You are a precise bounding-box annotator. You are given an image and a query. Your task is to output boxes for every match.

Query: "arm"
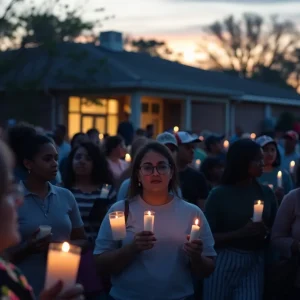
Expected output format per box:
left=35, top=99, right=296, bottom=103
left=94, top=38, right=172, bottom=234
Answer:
left=271, top=190, right=298, bottom=258
left=190, top=255, right=215, bottom=278
left=196, top=173, right=209, bottom=211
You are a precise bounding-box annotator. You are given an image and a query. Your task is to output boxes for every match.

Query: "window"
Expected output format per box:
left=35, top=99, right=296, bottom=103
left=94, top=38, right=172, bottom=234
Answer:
left=81, top=98, right=107, bottom=114
left=142, top=103, right=149, bottom=113
left=152, top=103, right=160, bottom=114
left=68, top=113, right=80, bottom=139
left=69, top=97, right=80, bottom=112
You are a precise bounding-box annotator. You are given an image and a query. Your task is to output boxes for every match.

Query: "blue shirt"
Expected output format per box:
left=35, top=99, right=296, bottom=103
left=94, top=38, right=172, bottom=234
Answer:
left=17, top=182, right=84, bottom=296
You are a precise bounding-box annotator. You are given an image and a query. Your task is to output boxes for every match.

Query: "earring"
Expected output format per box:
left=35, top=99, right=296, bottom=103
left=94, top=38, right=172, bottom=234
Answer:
left=138, top=182, right=141, bottom=187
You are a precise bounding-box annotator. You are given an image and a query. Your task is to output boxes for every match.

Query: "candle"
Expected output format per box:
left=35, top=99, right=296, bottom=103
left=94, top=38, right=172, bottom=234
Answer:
left=125, top=153, right=131, bottom=163
left=253, top=200, right=264, bottom=222
left=45, top=242, right=81, bottom=292
left=277, top=171, right=282, bottom=188
left=100, top=184, right=110, bottom=198
left=144, top=211, right=155, bottom=232
left=194, top=159, right=201, bottom=168
left=250, top=133, right=256, bottom=140
left=199, top=136, right=204, bottom=141
left=173, top=126, right=179, bottom=133
left=189, top=219, right=200, bottom=242
left=109, top=211, right=126, bottom=240
left=223, top=140, right=229, bottom=150
left=268, top=184, right=274, bottom=190
left=37, top=225, right=52, bottom=239
left=290, top=160, right=295, bottom=174
left=99, top=133, right=104, bottom=140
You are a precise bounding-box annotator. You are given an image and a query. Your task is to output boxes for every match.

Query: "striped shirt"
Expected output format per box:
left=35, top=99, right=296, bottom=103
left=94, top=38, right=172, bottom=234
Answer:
left=70, top=185, right=116, bottom=241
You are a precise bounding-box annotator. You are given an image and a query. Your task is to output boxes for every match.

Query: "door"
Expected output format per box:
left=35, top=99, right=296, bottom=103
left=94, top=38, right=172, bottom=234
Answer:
left=81, top=115, right=107, bottom=133
left=141, top=98, right=163, bottom=136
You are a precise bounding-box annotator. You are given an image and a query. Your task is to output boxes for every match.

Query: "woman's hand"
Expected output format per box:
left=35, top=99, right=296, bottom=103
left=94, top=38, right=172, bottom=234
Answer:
left=130, top=231, right=156, bottom=252
left=40, top=281, right=84, bottom=300
left=26, top=229, right=51, bottom=255
left=183, top=236, right=203, bottom=260
left=239, top=220, right=267, bottom=238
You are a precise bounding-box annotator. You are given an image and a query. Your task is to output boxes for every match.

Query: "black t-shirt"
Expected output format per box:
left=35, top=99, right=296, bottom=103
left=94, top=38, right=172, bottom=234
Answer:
left=179, top=167, right=209, bottom=205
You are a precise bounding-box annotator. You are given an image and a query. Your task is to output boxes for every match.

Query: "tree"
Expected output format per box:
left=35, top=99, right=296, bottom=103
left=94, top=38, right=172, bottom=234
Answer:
left=199, top=13, right=299, bottom=87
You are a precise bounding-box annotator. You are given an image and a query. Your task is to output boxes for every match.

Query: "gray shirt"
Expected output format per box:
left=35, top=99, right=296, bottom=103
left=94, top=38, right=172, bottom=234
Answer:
left=94, top=196, right=216, bottom=300
left=17, top=182, right=84, bottom=296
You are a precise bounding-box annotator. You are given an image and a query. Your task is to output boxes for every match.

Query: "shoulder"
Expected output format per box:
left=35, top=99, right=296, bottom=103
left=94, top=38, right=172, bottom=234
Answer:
left=184, top=167, right=206, bottom=180
left=177, top=197, right=202, bottom=213
left=282, top=188, right=300, bottom=204
left=120, top=178, right=130, bottom=188
left=108, top=200, right=127, bottom=212
left=50, top=184, right=76, bottom=204
left=208, top=185, right=227, bottom=197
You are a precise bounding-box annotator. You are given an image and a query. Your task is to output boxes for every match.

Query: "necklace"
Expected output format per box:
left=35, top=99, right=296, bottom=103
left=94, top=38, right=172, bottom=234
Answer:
left=32, top=196, right=50, bottom=218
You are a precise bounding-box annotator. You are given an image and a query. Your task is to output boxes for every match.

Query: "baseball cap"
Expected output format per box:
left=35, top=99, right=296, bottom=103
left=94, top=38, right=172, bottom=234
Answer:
left=255, top=135, right=276, bottom=147
left=156, top=132, right=178, bottom=148
left=205, top=134, right=225, bottom=148
left=284, top=130, right=299, bottom=141
left=175, top=131, right=202, bottom=144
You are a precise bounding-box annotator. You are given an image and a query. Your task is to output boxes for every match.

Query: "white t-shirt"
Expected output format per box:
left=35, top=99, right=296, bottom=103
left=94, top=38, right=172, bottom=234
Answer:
left=94, top=196, right=216, bottom=300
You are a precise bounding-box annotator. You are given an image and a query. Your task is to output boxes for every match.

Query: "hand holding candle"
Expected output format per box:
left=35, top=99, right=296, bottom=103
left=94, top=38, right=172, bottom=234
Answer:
left=189, top=219, right=200, bottom=242
left=253, top=200, right=264, bottom=222
left=277, top=171, right=283, bottom=188
left=109, top=211, right=126, bottom=240
left=45, top=242, right=81, bottom=292
left=144, top=211, right=155, bottom=232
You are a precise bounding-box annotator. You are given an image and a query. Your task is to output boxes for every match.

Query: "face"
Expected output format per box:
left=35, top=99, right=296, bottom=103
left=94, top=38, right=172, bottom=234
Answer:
left=24, top=143, right=58, bottom=181
left=248, top=149, right=264, bottom=178
left=72, top=134, right=88, bottom=149
left=285, top=138, right=297, bottom=152
left=72, top=146, right=93, bottom=177
left=165, top=143, right=178, bottom=161
left=0, top=162, right=23, bottom=252
left=115, top=142, right=127, bottom=158
left=211, top=141, right=223, bottom=154
left=138, top=151, right=173, bottom=193
left=89, top=133, right=100, bottom=145
left=209, top=165, right=224, bottom=182
left=263, top=143, right=277, bottom=166
left=178, top=143, right=194, bottom=164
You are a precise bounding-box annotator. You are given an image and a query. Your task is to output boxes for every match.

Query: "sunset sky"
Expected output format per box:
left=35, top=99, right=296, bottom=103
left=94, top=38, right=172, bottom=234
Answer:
left=82, top=0, right=300, bottom=64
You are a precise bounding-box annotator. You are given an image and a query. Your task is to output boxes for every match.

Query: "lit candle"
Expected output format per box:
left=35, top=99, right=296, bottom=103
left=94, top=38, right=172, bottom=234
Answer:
left=199, top=136, right=204, bottom=141
left=223, top=140, right=229, bottom=150
left=268, top=184, right=274, bottom=190
left=109, top=211, right=126, bottom=240
left=173, top=126, right=179, bottom=133
left=144, top=211, right=155, bottom=232
left=45, top=242, right=81, bottom=292
left=99, top=133, right=104, bottom=140
left=250, top=133, right=256, bottom=140
left=189, top=219, right=200, bottom=242
left=253, top=200, right=264, bottom=222
left=100, top=184, right=110, bottom=198
left=277, top=171, right=282, bottom=188
left=194, top=159, right=201, bottom=168
left=125, top=153, right=131, bottom=163
left=290, top=161, right=295, bottom=174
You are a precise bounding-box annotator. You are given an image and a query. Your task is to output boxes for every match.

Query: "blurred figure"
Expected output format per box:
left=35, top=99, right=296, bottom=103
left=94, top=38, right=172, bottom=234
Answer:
left=105, top=136, right=128, bottom=180
left=205, top=134, right=226, bottom=163
left=281, top=130, right=300, bottom=171
left=200, top=157, right=224, bottom=191
left=145, top=124, right=154, bottom=139
left=53, top=124, right=71, bottom=164
left=176, top=131, right=208, bottom=209
left=117, top=112, right=134, bottom=146
left=87, top=128, right=100, bottom=146
left=230, top=125, right=244, bottom=144
left=134, top=128, right=146, bottom=141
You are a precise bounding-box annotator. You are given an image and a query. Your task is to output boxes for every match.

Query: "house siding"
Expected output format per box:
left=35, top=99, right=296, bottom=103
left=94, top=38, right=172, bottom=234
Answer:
left=163, top=99, right=182, bottom=131
left=235, top=102, right=264, bottom=133
left=191, top=102, right=225, bottom=134
left=271, top=105, right=300, bottom=120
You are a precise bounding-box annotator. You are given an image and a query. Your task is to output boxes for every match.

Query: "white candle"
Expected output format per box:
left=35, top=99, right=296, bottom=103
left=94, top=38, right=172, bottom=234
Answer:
left=100, top=184, right=110, bottom=198
left=268, top=184, right=274, bottom=190
left=125, top=153, right=131, bottom=163
left=277, top=171, right=283, bottom=188
left=109, top=211, right=126, bottom=240
left=190, top=219, right=200, bottom=242
left=37, top=225, right=52, bottom=239
left=250, top=133, right=256, bottom=140
left=144, top=211, right=155, bottom=232
left=45, top=242, right=81, bottom=292
left=223, top=140, right=229, bottom=150
left=194, top=159, right=201, bottom=168
left=253, top=200, right=264, bottom=222
left=173, top=126, right=179, bottom=133
left=290, top=161, right=295, bottom=174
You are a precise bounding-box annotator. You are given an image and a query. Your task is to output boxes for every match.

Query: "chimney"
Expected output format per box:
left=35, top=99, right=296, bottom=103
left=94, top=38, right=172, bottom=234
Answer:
left=100, top=31, right=123, bottom=52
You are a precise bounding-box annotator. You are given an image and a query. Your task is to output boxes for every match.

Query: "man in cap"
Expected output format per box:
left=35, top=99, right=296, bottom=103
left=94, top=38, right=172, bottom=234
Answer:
left=175, top=131, right=209, bottom=210
left=205, top=134, right=226, bottom=163
left=282, top=130, right=300, bottom=171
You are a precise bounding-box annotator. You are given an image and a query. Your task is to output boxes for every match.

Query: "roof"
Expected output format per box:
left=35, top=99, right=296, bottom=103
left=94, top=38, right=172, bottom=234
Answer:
left=1, top=42, right=300, bottom=102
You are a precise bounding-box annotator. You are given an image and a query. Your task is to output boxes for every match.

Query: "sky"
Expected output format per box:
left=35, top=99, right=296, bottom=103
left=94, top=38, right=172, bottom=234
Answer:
left=75, top=0, right=300, bottom=64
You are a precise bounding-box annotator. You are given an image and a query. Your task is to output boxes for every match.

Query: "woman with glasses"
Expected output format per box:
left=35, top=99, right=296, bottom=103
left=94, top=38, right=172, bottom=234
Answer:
left=204, top=139, right=278, bottom=300
left=94, top=142, right=216, bottom=300
left=0, top=140, right=84, bottom=299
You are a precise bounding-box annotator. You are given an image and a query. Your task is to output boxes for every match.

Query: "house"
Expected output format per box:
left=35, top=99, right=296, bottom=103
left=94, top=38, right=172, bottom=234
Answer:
left=1, top=31, right=300, bottom=139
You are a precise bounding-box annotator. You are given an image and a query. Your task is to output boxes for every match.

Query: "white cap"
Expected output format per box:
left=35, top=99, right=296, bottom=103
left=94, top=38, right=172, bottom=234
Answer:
left=256, top=135, right=275, bottom=147
left=176, top=131, right=202, bottom=144
left=156, top=132, right=178, bottom=148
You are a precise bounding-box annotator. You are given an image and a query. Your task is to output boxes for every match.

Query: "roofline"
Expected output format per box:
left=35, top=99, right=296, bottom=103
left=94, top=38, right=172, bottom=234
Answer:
left=232, top=94, right=300, bottom=106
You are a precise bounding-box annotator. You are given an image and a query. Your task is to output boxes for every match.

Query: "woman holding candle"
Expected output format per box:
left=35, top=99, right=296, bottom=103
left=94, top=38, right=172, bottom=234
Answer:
left=256, top=135, right=293, bottom=204
left=8, top=133, right=86, bottom=297
left=94, top=142, right=216, bottom=300
left=0, top=140, right=84, bottom=300
left=204, top=139, right=278, bottom=300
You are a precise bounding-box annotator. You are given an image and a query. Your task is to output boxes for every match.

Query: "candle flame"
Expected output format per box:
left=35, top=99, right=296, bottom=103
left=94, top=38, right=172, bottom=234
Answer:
left=116, top=215, right=119, bottom=219
left=125, top=153, right=131, bottom=162
left=99, top=133, right=104, bottom=140
left=223, top=140, right=229, bottom=148
left=291, top=161, right=295, bottom=167
left=147, top=211, right=151, bottom=216
left=195, top=219, right=199, bottom=226
left=62, top=242, right=70, bottom=253
left=250, top=133, right=256, bottom=140
left=278, top=171, right=282, bottom=178
left=199, top=136, right=204, bottom=141
left=196, top=159, right=201, bottom=165
left=173, top=126, right=179, bottom=133
left=258, top=200, right=261, bottom=205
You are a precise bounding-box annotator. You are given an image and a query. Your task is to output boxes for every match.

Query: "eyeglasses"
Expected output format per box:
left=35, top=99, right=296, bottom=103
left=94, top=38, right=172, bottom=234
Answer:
left=139, top=164, right=171, bottom=176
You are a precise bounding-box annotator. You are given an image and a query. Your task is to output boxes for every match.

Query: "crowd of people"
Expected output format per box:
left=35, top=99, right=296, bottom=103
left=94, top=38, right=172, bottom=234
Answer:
left=0, top=121, right=300, bottom=300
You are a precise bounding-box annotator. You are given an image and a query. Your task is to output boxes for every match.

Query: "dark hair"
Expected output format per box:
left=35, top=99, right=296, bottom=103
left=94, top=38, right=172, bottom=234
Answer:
left=104, top=135, right=124, bottom=156
left=86, top=128, right=99, bottom=137
left=56, top=124, right=67, bottom=136
left=262, top=142, right=281, bottom=167
left=70, top=133, right=87, bottom=148
left=200, top=157, right=224, bottom=181
left=128, top=142, right=179, bottom=199
left=135, top=128, right=145, bottom=136
left=0, top=140, right=13, bottom=199
left=131, top=137, right=149, bottom=159
left=221, top=139, right=262, bottom=185
left=64, top=142, right=114, bottom=188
